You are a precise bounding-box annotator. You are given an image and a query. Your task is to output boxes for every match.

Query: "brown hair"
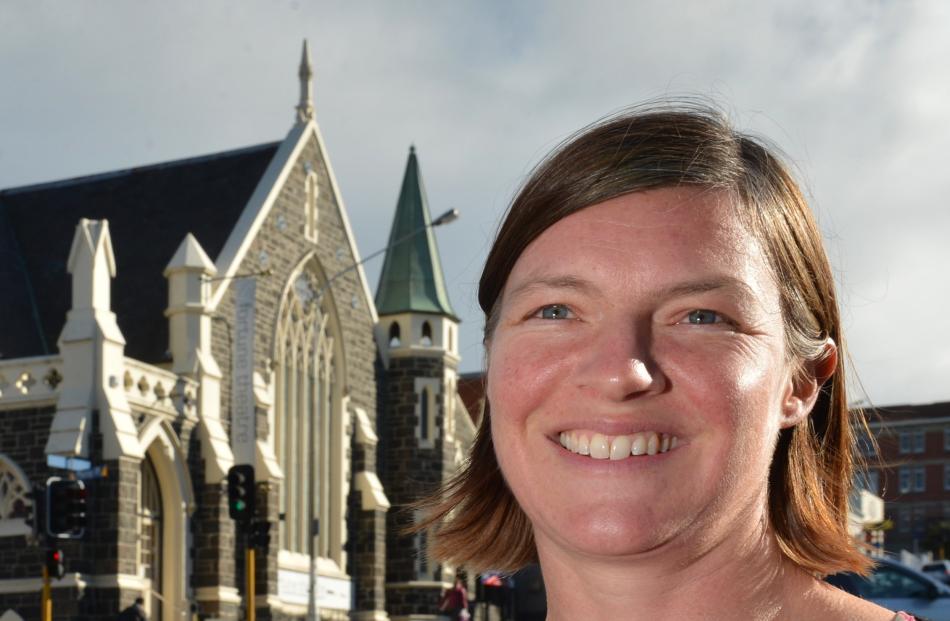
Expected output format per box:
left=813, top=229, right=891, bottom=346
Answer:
left=417, top=100, right=873, bottom=576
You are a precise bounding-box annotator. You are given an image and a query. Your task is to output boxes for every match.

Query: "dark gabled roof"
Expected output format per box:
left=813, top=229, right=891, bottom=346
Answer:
left=375, top=146, right=456, bottom=319
left=0, top=142, right=279, bottom=362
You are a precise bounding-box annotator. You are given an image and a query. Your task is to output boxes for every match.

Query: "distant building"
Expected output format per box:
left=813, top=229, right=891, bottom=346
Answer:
left=864, top=401, right=950, bottom=556
left=0, top=42, right=473, bottom=621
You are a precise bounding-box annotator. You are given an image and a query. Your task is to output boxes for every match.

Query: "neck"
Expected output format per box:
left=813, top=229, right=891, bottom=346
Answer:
left=540, top=504, right=812, bottom=621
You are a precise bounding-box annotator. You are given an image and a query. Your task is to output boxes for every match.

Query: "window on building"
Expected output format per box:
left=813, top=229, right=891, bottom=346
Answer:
left=388, top=321, right=401, bottom=347
left=415, top=378, right=439, bottom=447
left=421, top=321, right=433, bottom=346
left=420, top=388, right=430, bottom=441
left=897, top=508, right=911, bottom=533
left=900, top=466, right=926, bottom=493
left=899, top=430, right=925, bottom=454
left=276, top=265, right=340, bottom=564
left=857, top=433, right=878, bottom=458
left=304, top=170, right=319, bottom=242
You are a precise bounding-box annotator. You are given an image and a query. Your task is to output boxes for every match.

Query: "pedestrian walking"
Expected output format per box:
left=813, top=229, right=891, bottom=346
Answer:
left=438, top=576, right=469, bottom=621
left=118, top=596, right=148, bottom=621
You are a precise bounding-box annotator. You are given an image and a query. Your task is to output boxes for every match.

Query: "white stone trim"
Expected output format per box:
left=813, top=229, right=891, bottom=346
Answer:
left=351, top=611, right=390, bottom=621
left=386, top=580, right=452, bottom=589
left=0, top=572, right=144, bottom=593
left=194, top=585, right=242, bottom=604
left=353, top=406, right=378, bottom=446
left=0, top=609, right=24, bottom=621
left=210, top=122, right=308, bottom=310
left=308, top=120, right=378, bottom=324
left=208, top=121, right=378, bottom=324
left=354, top=471, right=390, bottom=511
left=0, top=355, right=62, bottom=410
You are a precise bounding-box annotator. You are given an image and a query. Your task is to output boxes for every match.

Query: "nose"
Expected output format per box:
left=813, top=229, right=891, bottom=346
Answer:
left=574, top=323, right=665, bottom=401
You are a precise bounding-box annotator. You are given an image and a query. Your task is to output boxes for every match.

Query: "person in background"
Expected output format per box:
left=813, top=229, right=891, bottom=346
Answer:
left=439, top=574, right=470, bottom=621
left=417, top=101, right=918, bottom=620
left=118, top=596, right=147, bottom=621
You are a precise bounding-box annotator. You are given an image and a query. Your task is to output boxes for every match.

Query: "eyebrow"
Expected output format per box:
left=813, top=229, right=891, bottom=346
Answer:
left=504, top=274, right=598, bottom=302
left=504, top=273, right=757, bottom=304
left=657, top=277, right=757, bottom=301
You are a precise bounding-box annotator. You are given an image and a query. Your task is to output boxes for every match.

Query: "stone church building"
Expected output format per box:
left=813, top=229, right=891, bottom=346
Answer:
left=0, top=42, right=475, bottom=621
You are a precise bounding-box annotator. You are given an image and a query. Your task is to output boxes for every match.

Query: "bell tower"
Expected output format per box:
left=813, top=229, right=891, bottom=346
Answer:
left=375, top=146, right=461, bottom=618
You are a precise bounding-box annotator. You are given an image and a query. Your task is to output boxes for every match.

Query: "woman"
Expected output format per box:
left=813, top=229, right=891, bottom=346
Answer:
left=418, top=102, right=909, bottom=620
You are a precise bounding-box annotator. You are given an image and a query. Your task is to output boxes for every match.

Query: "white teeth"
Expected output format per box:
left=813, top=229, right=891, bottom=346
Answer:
left=610, top=435, right=631, bottom=460
left=631, top=434, right=647, bottom=456
left=560, top=430, right=679, bottom=460
left=577, top=434, right=590, bottom=456
left=589, top=433, right=610, bottom=459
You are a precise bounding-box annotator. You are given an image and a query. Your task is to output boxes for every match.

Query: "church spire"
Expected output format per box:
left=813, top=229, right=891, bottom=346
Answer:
left=375, top=146, right=457, bottom=319
left=296, top=39, right=315, bottom=123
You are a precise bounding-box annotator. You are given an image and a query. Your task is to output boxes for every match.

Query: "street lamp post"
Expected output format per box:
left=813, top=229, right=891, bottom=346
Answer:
left=306, top=208, right=459, bottom=621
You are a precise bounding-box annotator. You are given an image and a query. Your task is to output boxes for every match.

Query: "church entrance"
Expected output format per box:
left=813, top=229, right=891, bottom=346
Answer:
left=141, top=455, right=163, bottom=620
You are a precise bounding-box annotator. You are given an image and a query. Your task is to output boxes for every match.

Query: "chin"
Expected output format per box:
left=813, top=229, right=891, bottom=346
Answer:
left=532, top=503, right=685, bottom=560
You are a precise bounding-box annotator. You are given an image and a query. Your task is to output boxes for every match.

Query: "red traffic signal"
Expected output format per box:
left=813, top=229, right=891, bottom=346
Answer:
left=45, top=548, right=65, bottom=580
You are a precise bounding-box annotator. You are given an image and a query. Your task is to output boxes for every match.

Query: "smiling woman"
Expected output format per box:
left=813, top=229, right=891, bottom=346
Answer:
left=414, top=102, right=902, bottom=620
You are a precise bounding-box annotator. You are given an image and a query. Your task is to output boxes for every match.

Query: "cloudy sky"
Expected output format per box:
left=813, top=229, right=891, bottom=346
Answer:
left=1, top=1, right=947, bottom=407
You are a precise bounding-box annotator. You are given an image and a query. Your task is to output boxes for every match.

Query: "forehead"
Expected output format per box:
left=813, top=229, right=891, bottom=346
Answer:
left=507, top=187, right=765, bottom=285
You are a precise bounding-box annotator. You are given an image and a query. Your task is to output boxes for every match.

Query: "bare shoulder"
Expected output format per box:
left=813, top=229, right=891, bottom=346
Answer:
left=795, top=580, right=897, bottom=621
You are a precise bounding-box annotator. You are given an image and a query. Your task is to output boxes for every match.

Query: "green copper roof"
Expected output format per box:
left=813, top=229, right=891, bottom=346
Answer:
left=375, top=146, right=457, bottom=319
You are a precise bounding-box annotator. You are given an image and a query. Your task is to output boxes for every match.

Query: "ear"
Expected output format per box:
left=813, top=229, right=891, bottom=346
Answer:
left=779, top=338, right=837, bottom=429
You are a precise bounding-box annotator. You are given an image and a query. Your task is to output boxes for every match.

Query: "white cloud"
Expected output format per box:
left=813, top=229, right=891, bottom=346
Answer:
left=1, top=0, right=948, bottom=405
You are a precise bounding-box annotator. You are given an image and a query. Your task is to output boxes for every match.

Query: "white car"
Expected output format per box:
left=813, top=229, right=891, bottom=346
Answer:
left=924, top=561, right=950, bottom=586
left=825, top=557, right=950, bottom=621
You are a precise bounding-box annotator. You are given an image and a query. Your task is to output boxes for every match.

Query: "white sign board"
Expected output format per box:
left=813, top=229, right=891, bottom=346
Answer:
left=231, top=278, right=256, bottom=465
left=278, top=568, right=352, bottom=611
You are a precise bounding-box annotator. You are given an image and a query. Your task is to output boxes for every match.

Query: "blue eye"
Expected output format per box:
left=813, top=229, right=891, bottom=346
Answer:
left=538, top=305, right=573, bottom=320
left=686, top=309, right=721, bottom=325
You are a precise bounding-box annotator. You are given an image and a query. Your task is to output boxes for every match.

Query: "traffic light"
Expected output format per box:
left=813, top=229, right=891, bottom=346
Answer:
left=46, top=478, right=87, bottom=539
left=227, top=465, right=255, bottom=522
left=45, top=548, right=65, bottom=580
left=250, top=520, right=271, bottom=550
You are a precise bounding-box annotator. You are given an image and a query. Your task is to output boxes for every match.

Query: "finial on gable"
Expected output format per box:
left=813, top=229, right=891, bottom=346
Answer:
left=296, top=39, right=315, bottom=123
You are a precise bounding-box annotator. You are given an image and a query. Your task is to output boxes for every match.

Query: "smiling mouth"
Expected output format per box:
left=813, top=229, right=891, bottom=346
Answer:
left=559, top=431, right=678, bottom=459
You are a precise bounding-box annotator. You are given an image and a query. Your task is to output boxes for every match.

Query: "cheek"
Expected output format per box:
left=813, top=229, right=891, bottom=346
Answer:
left=486, top=334, right=576, bottom=426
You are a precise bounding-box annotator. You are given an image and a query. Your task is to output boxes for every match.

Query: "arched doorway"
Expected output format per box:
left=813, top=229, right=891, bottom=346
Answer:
left=141, top=455, right=163, bottom=620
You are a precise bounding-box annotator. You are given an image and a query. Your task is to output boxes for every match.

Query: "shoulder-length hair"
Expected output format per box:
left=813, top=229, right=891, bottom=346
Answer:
left=416, top=100, right=873, bottom=576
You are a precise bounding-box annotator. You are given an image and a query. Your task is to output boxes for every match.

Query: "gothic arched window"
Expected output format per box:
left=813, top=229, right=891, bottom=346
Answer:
left=0, top=454, right=30, bottom=538
left=275, top=268, right=341, bottom=564
left=389, top=322, right=401, bottom=347
left=421, top=321, right=433, bottom=346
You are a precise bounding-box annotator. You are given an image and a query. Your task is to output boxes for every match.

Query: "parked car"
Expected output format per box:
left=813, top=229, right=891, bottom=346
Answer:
left=825, top=557, right=950, bottom=621
left=924, top=561, right=950, bottom=586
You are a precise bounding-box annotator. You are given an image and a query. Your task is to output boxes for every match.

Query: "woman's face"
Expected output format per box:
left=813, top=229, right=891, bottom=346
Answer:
left=487, top=187, right=813, bottom=561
